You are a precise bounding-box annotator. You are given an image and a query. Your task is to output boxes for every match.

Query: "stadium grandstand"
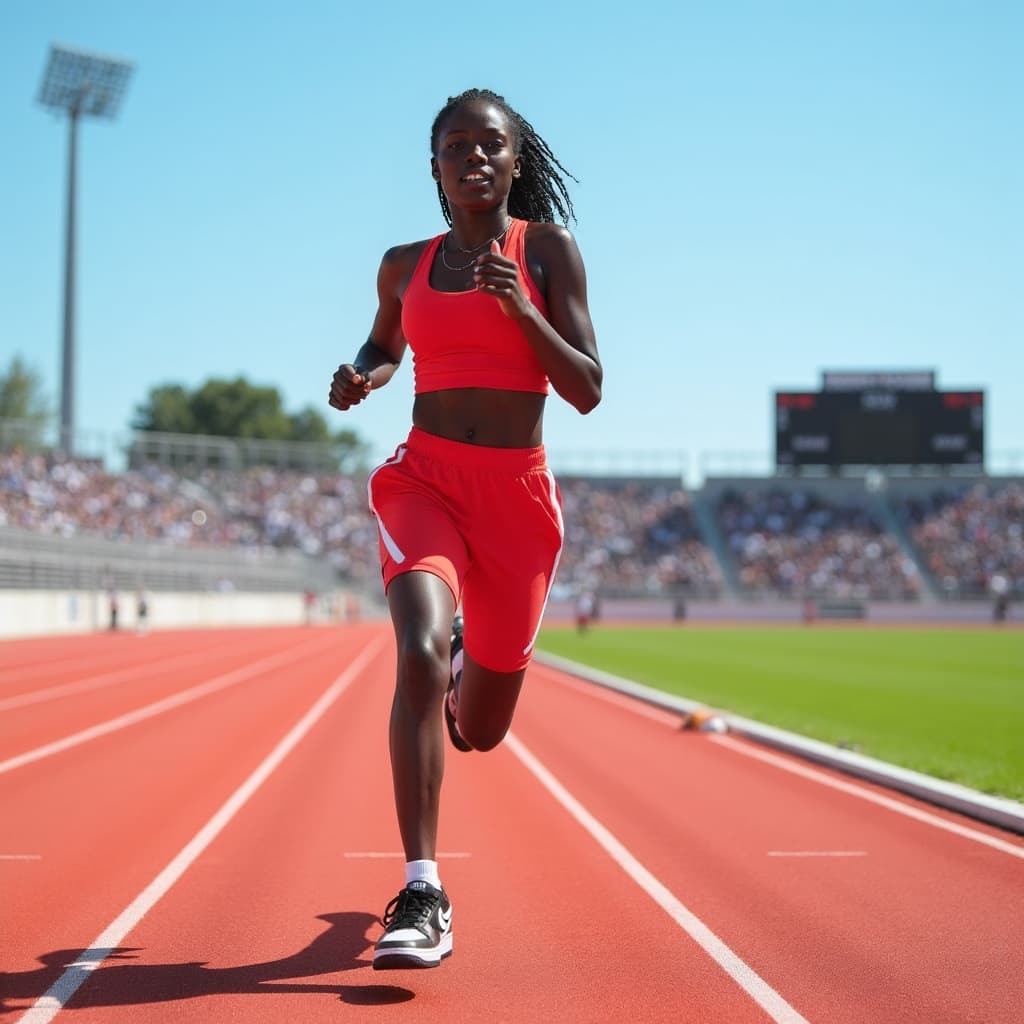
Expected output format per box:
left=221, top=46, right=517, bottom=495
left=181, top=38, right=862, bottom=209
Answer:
left=1, top=370, right=1021, bottom=635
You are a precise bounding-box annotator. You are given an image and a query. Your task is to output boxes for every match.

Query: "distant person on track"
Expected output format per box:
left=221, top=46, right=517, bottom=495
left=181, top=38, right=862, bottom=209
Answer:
left=575, top=589, right=596, bottom=633
left=135, top=589, right=149, bottom=635
left=329, top=88, right=601, bottom=970
left=990, top=573, right=1010, bottom=623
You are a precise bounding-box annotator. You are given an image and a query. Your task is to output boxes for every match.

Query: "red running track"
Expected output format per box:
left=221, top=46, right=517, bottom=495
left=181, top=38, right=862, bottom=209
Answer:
left=1, top=623, right=1021, bottom=1023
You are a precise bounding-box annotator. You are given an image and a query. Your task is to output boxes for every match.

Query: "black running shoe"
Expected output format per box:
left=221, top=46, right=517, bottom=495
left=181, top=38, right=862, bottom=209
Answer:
left=373, top=881, right=453, bottom=969
left=445, top=616, right=472, bottom=752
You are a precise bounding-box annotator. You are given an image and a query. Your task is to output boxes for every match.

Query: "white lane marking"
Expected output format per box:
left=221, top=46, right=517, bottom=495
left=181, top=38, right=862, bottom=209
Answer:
left=506, top=732, right=810, bottom=1024
left=15, top=636, right=386, bottom=1024
left=0, top=644, right=258, bottom=713
left=343, top=851, right=471, bottom=858
left=0, top=637, right=239, bottom=687
left=534, top=663, right=681, bottom=727
left=0, top=650, right=132, bottom=686
left=538, top=660, right=1024, bottom=859
left=1, top=854, right=42, bottom=860
left=0, top=634, right=337, bottom=777
left=767, top=851, right=867, bottom=858
left=709, top=733, right=1024, bottom=860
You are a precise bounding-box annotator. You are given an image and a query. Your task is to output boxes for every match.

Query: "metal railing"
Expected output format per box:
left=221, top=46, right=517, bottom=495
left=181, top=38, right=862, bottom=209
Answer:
left=3, top=418, right=1022, bottom=484
left=0, top=526, right=332, bottom=593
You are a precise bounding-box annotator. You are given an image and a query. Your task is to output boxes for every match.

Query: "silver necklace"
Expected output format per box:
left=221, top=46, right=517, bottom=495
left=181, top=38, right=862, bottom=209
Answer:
left=440, top=221, right=511, bottom=272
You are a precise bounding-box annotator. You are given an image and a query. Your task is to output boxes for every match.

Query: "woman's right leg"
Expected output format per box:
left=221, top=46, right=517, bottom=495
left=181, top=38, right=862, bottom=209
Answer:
left=385, top=570, right=457, bottom=862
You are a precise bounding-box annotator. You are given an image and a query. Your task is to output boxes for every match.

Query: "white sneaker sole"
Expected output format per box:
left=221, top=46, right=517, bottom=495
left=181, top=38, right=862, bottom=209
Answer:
left=373, top=932, right=453, bottom=970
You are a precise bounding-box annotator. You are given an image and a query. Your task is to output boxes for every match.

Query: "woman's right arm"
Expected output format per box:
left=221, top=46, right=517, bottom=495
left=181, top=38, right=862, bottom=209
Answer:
left=328, top=246, right=412, bottom=412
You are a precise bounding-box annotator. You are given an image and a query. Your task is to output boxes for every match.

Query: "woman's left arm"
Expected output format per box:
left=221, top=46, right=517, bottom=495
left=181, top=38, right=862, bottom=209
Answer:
left=474, top=225, right=602, bottom=414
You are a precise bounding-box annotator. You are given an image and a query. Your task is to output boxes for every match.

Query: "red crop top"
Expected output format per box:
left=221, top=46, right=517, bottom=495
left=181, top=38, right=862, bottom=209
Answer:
left=401, top=218, right=550, bottom=395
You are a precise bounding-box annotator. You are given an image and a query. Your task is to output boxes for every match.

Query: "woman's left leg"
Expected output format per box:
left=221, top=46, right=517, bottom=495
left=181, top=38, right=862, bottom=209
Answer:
left=385, top=570, right=457, bottom=860
left=454, top=655, right=528, bottom=751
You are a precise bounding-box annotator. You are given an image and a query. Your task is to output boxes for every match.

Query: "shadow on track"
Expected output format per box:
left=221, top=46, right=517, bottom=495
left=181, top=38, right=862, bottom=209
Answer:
left=0, top=912, right=414, bottom=1014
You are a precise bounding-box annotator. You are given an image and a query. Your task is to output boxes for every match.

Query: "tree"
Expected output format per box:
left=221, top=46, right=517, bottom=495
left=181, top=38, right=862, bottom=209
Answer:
left=130, top=384, right=196, bottom=435
left=0, top=356, right=51, bottom=449
left=130, top=376, right=369, bottom=471
left=189, top=378, right=291, bottom=439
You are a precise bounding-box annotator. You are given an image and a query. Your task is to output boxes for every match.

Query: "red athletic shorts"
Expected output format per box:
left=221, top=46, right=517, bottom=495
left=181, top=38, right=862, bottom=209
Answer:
left=367, top=427, right=564, bottom=672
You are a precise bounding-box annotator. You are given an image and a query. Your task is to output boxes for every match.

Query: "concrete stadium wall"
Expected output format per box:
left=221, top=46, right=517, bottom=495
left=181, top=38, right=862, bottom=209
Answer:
left=0, top=589, right=381, bottom=639
left=4, top=591, right=1010, bottom=640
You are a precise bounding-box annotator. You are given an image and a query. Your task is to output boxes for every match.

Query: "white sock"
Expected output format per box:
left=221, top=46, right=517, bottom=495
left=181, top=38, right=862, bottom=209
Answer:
left=405, top=859, right=441, bottom=890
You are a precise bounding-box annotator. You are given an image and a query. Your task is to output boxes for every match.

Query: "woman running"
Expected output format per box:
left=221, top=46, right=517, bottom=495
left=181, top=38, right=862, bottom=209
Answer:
left=329, top=87, right=602, bottom=969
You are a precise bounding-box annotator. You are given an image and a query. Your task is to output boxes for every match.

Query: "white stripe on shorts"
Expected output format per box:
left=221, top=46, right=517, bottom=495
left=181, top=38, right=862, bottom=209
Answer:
left=522, top=467, right=564, bottom=656
left=366, top=446, right=407, bottom=564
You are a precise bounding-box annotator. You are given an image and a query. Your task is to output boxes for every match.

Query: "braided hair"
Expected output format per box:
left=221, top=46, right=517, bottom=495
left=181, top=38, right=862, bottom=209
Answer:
left=430, top=88, right=577, bottom=227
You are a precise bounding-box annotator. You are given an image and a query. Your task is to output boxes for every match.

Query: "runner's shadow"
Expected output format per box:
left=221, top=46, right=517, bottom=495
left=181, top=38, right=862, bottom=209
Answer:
left=0, top=912, right=413, bottom=1014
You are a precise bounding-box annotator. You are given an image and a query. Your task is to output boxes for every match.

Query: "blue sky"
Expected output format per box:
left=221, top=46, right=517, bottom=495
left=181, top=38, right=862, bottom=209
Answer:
left=2, top=1, right=1021, bottom=481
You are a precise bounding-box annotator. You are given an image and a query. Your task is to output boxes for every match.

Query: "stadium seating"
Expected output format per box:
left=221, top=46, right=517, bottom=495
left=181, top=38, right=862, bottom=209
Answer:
left=712, top=485, right=922, bottom=600
left=2, top=446, right=1019, bottom=604
left=891, top=481, right=1023, bottom=598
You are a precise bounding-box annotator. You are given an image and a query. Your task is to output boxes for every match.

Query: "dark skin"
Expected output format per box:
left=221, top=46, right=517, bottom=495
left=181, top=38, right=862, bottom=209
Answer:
left=329, top=99, right=601, bottom=863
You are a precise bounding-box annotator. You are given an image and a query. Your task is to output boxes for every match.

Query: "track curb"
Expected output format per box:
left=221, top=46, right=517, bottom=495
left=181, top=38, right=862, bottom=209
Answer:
left=534, top=650, right=1024, bottom=837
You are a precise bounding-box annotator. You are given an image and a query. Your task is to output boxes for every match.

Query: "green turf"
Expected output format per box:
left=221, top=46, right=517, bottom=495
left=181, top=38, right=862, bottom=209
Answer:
left=536, top=626, right=1024, bottom=801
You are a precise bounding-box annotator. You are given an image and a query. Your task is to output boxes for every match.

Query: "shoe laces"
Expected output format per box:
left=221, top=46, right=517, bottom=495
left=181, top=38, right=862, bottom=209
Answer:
left=382, top=887, right=439, bottom=930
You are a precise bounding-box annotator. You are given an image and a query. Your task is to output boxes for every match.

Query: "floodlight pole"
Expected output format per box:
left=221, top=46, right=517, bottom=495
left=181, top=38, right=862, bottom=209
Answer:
left=60, top=103, right=80, bottom=455
left=37, top=43, right=134, bottom=456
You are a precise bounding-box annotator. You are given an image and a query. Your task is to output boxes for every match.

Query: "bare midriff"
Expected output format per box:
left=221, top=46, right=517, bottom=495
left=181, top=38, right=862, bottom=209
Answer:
left=412, top=388, right=546, bottom=448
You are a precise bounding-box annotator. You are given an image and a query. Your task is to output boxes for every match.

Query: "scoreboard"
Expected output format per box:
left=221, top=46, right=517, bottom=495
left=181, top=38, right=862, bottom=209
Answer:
left=775, top=388, right=985, bottom=469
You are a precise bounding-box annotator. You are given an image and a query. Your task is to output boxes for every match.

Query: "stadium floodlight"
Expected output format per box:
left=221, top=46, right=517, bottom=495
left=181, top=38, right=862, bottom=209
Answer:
left=37, top=44, right=134, bottom=454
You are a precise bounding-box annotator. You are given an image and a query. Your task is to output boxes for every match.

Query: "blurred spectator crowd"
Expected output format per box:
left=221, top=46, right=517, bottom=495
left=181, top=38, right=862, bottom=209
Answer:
left=893, top=483, right=1024, bottom=597
left=558, top=478, right=722, bottom=595
left=2, top=448, right=1020, bottom=600
left=0, top=450, right=381, bottom=586
left=715, top=487, right=921, bottom=600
